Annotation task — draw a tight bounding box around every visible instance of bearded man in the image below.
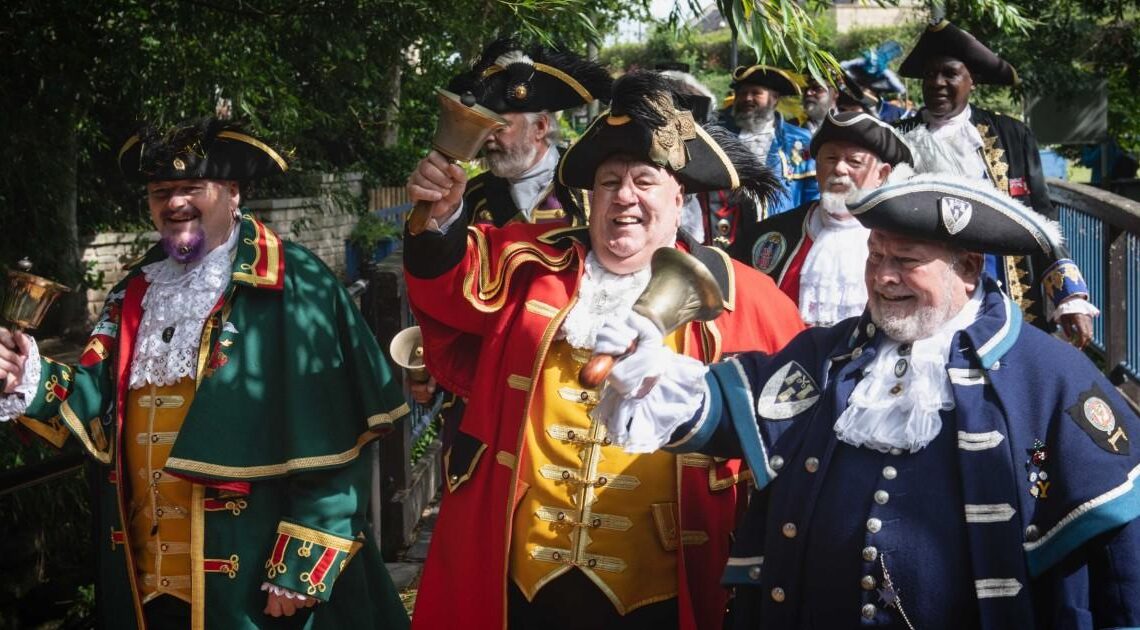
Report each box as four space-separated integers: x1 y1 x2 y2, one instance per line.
713 65 818 232
730 111 914 326
0 119 410 628
895 20 1098 348
403 72 804 630
594 177 1140 629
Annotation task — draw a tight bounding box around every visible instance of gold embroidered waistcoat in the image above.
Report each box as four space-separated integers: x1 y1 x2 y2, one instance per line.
125 378 196 604
510 334 682 614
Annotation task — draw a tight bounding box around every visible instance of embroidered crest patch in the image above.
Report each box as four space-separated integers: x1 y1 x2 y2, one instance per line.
751 232 787 274
940 196 972 235
1067 384 1129 455
756 361 820 420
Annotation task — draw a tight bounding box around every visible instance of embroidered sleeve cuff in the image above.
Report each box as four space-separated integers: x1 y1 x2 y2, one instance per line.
1041 259 1090 316
0 337 40 422
264 520 361 602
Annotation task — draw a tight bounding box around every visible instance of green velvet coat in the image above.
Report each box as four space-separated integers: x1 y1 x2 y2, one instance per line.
17 213 411 629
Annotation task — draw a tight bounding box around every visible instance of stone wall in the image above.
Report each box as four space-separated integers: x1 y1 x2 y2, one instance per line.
77 173 398 324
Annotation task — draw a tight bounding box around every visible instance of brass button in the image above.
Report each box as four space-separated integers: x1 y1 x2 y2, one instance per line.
861 575 876 590
567 430 576 440
804 457 819 473
882 466 897 480
448 474 459 484
862 546 878 562
155 398 164 407
561 470 572 480
153 471 162 480
602 437 612 446
160 544 169 552
781 522 797 539
579 391 590 402
770 455 785 471
151 434 160 443
596 476 608 487
552 551 562 561
866 518 882 534
156 508 164 517
862 604 877 619
591 518 602 528
556 512 566 521
161 578 170 587
874 490 890 505
748 566 762 580
587 558 597 568
770 587 785 602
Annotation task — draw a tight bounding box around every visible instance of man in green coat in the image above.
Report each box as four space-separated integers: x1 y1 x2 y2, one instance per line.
0 118 411 629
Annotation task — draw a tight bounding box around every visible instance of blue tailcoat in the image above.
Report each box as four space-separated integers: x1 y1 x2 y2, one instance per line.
670 277 1140 629
716 110 819 217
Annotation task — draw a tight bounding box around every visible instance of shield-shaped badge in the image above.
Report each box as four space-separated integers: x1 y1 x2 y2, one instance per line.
940 196 972 235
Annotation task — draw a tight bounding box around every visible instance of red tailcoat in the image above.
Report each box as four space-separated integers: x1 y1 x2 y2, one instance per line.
404 222 803 629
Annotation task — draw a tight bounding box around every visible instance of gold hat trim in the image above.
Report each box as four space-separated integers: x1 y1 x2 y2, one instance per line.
215 131 289 172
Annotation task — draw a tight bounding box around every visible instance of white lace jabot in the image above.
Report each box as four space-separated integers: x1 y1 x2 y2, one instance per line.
833 285 983 453
798 204 870 326
560 252 651 351
128 227 238 389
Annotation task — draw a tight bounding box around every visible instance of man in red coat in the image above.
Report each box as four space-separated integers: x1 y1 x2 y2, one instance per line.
403 72 804 629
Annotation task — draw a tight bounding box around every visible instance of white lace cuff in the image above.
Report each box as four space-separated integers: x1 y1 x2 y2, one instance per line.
1 336 41 422
1048 296 1101 322
260 582 314 601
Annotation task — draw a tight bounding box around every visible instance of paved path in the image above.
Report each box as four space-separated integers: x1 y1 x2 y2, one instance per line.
390 498 439 616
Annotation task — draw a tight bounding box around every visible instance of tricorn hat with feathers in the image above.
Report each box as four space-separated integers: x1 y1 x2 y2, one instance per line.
558 71 781 205
448 37 612 114
118 117 288 182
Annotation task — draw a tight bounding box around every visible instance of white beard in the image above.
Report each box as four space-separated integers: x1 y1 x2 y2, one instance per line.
869 266 961 342
735 107 775 134
484 139 538 179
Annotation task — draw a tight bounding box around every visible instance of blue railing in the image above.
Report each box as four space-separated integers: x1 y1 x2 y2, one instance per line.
1048 179 1140 402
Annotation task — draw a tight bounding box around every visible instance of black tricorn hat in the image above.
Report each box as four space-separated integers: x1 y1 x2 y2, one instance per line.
847 174 1064 257
558 71 781 203
898 20 1019 86
118 118 288 182
449 38 612 114
809 111 913 167
729 65 800 96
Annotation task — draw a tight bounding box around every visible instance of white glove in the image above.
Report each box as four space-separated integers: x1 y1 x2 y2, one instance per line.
590 311 709 453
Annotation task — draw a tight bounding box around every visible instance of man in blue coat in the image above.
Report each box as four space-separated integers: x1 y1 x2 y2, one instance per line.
592 177 1140 628
710 65 818 243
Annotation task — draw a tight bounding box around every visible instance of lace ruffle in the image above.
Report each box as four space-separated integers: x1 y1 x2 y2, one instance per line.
560 252 650 350
0 335 41 422
799 207 869 327
129 229 237 389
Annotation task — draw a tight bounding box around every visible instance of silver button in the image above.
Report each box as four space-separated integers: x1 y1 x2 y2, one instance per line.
866 323 876 336
882 466 897 480
770 587 785 602
1025 525 1040 542
748 565 762 580
862 603 877 619
851 347 863 359
804 457 819 473
781 522 797 539
889 447 903 456
992 360 1001 370
862 546 878 562
770 455 785 471
874 490 890 505
860 575 877 590
449 474 459 484
866 518 882 533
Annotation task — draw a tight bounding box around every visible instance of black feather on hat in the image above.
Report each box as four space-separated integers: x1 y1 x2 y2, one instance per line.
118 117 287 182
898 20 1019 86
557 71 781 209
449 38 612 114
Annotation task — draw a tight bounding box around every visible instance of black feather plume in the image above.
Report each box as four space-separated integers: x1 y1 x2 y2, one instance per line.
534 46 613 102
703 124 782 208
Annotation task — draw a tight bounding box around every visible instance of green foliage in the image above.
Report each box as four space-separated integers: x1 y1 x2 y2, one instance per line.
349 211 403 252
